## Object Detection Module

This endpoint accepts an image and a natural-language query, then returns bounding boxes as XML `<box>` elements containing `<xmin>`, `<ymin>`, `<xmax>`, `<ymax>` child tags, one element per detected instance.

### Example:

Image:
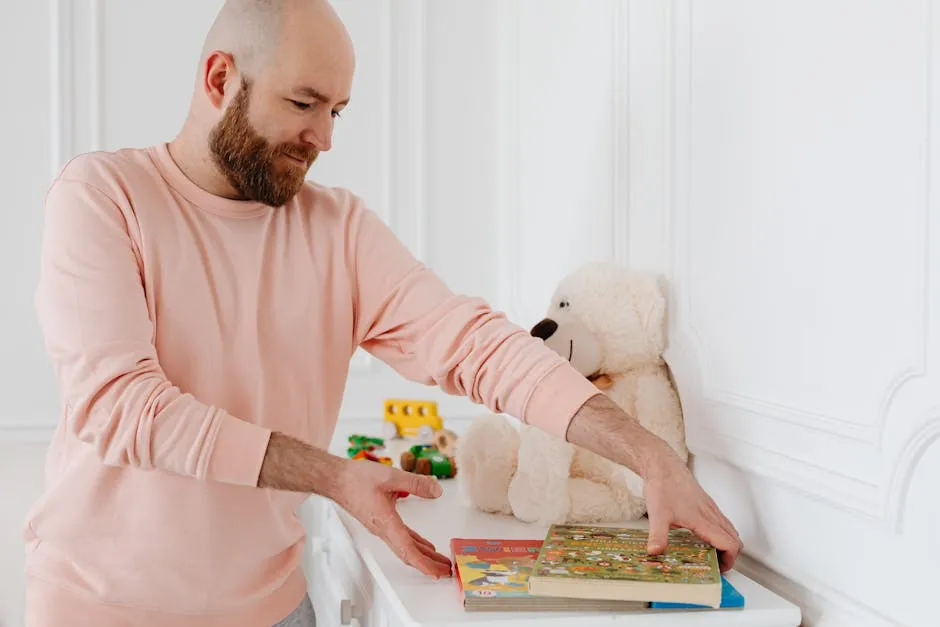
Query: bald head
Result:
<box><xmin>201</xmin><ymin>0</ymin><xmax>352</xmax><ymax>79</ymax></box>
<box><xmin>175</xmin><ymin>0</ymin><xmax>356</xmax><ymax>207</ymax></box>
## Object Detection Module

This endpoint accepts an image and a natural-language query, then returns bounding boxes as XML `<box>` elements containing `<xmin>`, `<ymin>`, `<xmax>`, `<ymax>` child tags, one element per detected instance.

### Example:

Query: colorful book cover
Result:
<box><xmin>450</xmin><ymin>538</ymin><xmax>542</xmax><ymax>600</ymax></box>
<box><xmin>528</xmin><ymin>524</ymin><xmax>722</xmax><ymax>607</ymax></box>
<box><xmin>449</xmin><ymin>537</ymin><xmax>648</xmax><ymax>612</ymax></box>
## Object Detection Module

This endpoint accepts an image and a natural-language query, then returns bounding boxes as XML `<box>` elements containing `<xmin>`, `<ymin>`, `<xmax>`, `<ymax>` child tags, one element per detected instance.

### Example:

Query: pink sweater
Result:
<box><xmin>24</xmin><ymin>143</ymin><xmax>599</xmax><ymax>626</ymax></box>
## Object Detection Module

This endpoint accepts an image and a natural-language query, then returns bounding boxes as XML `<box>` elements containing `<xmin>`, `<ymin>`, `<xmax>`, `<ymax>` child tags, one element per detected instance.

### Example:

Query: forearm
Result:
<box><xmin>565</xmin><ymin>393</ymin><xmax>676</xmax><ymax>478</ymax></box>
<box><xmin>257</xmin><ymin>431</ymin><xmax>345</xmax><ymax>498</ymax></box>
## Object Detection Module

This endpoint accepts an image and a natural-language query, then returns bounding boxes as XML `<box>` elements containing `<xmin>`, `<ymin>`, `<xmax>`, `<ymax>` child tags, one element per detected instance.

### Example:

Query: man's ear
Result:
<box><xmin>203</xmin><ymin>50</ymin><xmax>238</xmax><ymax>109</ymax></box>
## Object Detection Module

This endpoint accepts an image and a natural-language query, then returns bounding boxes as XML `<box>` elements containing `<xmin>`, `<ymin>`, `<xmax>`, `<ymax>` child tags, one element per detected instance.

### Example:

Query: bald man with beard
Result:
<box><xmin>24</xmin><ymin>1</ymin><xmax>742</xmax><ymax>625</ymax></box>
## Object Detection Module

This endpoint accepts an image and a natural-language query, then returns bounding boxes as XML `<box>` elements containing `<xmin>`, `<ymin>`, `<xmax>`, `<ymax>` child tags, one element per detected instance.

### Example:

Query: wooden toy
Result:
<box><xmin>399</xmin><ymin>444</ymin><xmax>457</xmax><ymax>479</ymax></box>
<box><xmin>432</xmin><ymin>428</ymin><xmax>458</xmax><ymax>457</ymax></box>
<box><xmin>382</xmin><ymin>398</ymin><xmax>443</xmax><ymax>442</ymax></box>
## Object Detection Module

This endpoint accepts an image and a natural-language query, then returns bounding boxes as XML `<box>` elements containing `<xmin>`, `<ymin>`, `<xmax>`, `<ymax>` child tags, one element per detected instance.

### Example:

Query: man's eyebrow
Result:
<box><xmin>295</xmin><ymin>86</ymin><xmax>349</xmax><ymax>106</ymax></box>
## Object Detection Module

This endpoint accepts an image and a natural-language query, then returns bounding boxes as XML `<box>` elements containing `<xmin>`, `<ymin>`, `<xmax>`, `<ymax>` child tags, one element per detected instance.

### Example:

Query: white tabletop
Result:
<box><xmin>328</xmin><ymin>433</ymin><xmax>802</xmax><ymax>627</ymax></box>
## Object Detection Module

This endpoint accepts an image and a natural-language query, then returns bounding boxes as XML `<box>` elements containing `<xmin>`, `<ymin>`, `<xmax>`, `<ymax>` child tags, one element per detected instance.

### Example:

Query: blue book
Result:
<box><xmin>652</xmin><ymin>575</ymin><xmax>745</xmax><ymax>609</ymax></box>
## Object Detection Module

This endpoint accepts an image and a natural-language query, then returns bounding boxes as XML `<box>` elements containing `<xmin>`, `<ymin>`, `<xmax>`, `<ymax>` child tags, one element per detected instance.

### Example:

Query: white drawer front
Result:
<box><xmin>307</xmin><ymin>503</ymin><xmax>381</xmax><ymax>626</ymax></box>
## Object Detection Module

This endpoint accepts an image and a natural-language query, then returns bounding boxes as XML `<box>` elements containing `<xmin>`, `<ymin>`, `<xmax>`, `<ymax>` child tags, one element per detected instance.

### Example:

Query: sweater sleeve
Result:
<box><xmin>348</xmin><ymin>203</ymin><xmax>599</xmax><ymax>439</ymax></box>
<box><xmin>35</xmin><ymin>177</ymin><xmax>272</xmax><ymax>486</ymax></box>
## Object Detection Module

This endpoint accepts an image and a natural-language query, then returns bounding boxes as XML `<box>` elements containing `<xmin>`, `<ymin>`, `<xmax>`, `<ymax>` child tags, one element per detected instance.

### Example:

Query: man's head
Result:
<box><xmin>191</xmin><ymin>0</ymin><xmax>354</xmax><ymax>206</ymax></box>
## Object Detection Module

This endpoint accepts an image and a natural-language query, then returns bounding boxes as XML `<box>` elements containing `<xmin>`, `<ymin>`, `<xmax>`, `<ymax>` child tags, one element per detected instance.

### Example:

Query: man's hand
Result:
<box><xmin>566</xmin><ymin>394</ymin><xmax>743</xmax><ymax>571</ymax></box>
<box><xmin>257</xmin><ymin>432</ymin><xmax>452</xmax><ymax>579</ymax></box>
<box><xmin>642</xmin><ymin>446</ymin><xmax>743</xmax><ymax>572</ymax></box>
<box><xmin>330</xmin><ymin>458</ymin><xmax>453</xmax><ymax>579</ymax></box>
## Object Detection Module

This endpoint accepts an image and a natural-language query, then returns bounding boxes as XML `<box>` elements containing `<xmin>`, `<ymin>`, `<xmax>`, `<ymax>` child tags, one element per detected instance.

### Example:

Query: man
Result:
<box><xmin>24</xmin><ymin>0</ymin><xmax>742</xmax><ymax>625</ymax></box>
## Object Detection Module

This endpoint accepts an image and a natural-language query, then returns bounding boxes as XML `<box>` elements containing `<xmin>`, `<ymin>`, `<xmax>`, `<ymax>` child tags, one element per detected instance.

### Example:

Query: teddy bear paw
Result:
<box><xmin>507</xmin><ymin>474</ymin><xmax>571</xmax><ymax>525</ymax></box>
<box><xmin>456</xmin><ymin>414</ymin><xmax>519</xmax><ymax>515</ymax></box>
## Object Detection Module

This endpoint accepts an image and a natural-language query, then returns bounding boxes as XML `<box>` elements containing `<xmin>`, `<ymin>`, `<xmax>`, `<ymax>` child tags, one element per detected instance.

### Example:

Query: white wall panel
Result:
<box><xmin>4</xmin><ymin>2</ymin><xmax>936</xmax><ymax>626</ymax></box>
<box><xmin>655</xmin><ymin>1</ymin><xmax>939</xmax><ymax>625</ymax></box>
<box><xmin>496</xmin><ymin>0</ymin><xmax>628</xmax><ymax>325</ymax></box>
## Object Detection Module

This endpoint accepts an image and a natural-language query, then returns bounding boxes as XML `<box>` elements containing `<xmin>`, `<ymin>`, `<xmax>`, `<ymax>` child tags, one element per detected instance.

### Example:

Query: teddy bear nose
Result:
<box><xmin>531</xmin><ymin>318</ymin><xmax>558</xmax><ymax>340</ymax></box>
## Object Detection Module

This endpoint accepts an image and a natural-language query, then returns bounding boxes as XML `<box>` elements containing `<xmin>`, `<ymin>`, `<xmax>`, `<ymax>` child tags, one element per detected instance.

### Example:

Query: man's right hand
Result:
<box><xmin>329</xmin><ymin>458</ymin><xmax>454</xmax><ymax>579</ymax></box>
<box><xmin>257</xmin><ymin>432</ymin><xmax>453</xmax><ymax>579</ymax></box>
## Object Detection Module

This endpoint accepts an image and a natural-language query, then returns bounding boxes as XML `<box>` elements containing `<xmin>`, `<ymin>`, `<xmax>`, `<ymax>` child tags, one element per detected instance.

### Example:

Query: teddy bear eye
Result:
<box><xmin>559</xmin><ymin>299</ymin><xmax>570</xmax><ymax>309</ymax></box>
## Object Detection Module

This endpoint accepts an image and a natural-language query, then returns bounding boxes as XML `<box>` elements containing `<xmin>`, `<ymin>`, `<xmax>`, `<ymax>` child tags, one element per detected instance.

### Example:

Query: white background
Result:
<box><xmin>1</xmin><ymin>1</ymin><xmax>937</xmax><ymax>626</ymax></box>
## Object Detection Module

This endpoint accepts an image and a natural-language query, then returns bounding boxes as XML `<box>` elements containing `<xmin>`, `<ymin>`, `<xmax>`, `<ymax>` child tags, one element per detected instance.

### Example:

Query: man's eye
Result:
<box><xmin>332</xmin><ymin>110</ymin><xmax>342</xmax><ymax>119</ymax></box>
<box><xmin>289</xmin><ymin>99</ymin><xmax>312</xmax><ymax>111</ymax></box>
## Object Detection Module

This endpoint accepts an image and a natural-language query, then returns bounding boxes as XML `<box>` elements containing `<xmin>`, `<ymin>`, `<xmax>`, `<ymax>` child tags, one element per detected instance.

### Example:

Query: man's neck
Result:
<box><xmin>167</xmin><ymin>131</ymin><xmax>241</xmax><ymax>200</ymax></box>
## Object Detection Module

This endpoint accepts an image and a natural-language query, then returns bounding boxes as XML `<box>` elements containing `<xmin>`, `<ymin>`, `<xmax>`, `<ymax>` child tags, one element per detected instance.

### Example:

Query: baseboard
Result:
<box><xmin>736</xmin><ymin>553</ymin><xmax>899</xmax><ymax>627</ymax></box>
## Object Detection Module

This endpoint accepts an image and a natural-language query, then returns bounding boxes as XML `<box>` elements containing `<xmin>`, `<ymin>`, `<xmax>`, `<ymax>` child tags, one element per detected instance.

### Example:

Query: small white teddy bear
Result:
<box><xmin>456</xmin><ymin>261</ymin><xmax>689</xmax><ymax>525</ymax></box>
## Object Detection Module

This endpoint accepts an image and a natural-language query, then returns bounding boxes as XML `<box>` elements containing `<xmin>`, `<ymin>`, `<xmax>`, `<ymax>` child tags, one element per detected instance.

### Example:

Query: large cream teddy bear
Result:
<box><xmin>456</xmin><ymin>261</ymin><xmax>688</xmax><ymax>525</ymax></box>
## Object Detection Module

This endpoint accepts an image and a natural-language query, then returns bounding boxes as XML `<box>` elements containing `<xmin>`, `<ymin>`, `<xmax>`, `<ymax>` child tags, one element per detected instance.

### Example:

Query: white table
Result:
<box><xmin>300</xmin><ymin>422</ymin><xmax>803</xmax><ymax>627</ymax></box>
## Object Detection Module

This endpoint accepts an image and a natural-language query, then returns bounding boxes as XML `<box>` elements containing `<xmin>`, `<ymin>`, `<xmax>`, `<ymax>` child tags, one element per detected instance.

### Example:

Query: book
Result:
<box><xmin>651</xmin><ymin>575</ymin><xmax>745</xmax><ymax>609</ymax></box>
<box><xmin>527</xmin><ymin>524</ymin><xmax>723</xmax><ymax>608</ymax></box>
<box><xmin>450</xmin><ymin>538</ymin><xmax>647</xmax><ymax>612</ymax></box>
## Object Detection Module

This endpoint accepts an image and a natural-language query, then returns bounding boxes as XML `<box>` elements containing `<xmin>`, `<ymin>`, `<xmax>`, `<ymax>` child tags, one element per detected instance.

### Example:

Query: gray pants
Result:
<box><xmin>273</xmin><ymin>594</ymin><xmax>316</xmax><ymax>626</ymax></box>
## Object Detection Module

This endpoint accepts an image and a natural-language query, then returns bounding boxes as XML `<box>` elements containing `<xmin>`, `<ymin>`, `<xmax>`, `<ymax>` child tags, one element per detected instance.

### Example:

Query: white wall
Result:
<box><xmin>1</xmin><ymin>1</ymin><xmax>937</xmax><ymax>627</ymax></box>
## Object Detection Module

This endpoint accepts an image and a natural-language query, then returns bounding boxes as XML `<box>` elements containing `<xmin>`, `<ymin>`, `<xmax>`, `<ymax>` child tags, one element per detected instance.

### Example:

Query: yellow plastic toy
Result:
<box><xmin>382</xmin><ymin>398</ymin><xmax>443</xmax><ymax>442</ymax></box>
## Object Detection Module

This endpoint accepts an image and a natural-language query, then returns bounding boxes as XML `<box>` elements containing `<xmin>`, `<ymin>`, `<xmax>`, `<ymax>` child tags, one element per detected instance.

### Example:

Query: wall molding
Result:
<box><xmin>388</xmin><ymin>0</ymin><xmax>427</xmax><ymax>264</ymax></box>
<box><xmin>887</xmin><ymin>414</ymin><xmax>940</xmax><ymax>533</ymax></box>
<box><xmin>665</xmin><ymin>0</ymin><xmax>938</xmax><ymax>531</ymax></box>
<box><xmin>49</xmin><ymin>0</ymin><xmax>72</xmax><ymax>175</ymax></box>
<box><xmin>495</xmin><ymin>0</ymin><xmax>522</xmax><ymax>322</ymax></box>
<box><xmin>611</xmin><ymin>0</ymin><xmax>631</xmax><ymax>268</ymax></box>
<box><xmin>89</xmin><ymin>0</ymin><xmax>104</xmax><ymax>151</ymax></box>
<box><xmin>350</xmin><ymin>0</ymin><xmax>427</xmax><ymax>376</ymax></box>
<box><xmin>50</xmin><ymin>0</ymin><xmax>105</xmax><ymax>171</ymax></box>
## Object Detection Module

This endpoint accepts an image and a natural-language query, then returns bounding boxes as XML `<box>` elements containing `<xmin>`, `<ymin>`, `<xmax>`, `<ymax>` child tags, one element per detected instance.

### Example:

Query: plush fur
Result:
<box><xmin>457</xmin><ymin>261</ymin><xmax>688</xmax><ymax>525</ymax></box>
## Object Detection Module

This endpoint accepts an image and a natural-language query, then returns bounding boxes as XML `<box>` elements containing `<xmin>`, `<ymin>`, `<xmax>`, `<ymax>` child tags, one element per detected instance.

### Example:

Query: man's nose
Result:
<box><xmin>530</xmin><ymin>318</ymin><xmax>558</xmax><ymax>340</ymax></box>
<box><xmin>300</xmin><ymin>120</ymin><xmax>333</xmax><ymax>152</ymax></box>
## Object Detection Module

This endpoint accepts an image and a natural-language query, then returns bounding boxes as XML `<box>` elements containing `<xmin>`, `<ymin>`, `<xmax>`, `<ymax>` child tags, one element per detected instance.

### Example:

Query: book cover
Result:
<box><xmin>449</xmin><ymin>537</ymin><xmax>647</xmax><ymax>612</ymax></box>
<box><xmin>451</xmin><ymin>538</ymin><xmax>540</xmax><ymax>600</ymax></box>
<box><xmin>651</xmin><ymin>575</ymin><xmax>745</xmax><ymax>609</ymax></box>
<box><xmin>528</xmin><ymin>524</ymin><xmax>723</xmax><ymax>608</ymax></box>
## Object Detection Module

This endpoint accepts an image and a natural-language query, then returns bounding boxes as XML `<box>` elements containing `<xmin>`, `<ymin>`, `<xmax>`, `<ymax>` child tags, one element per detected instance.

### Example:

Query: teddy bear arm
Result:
<box><xmin>634</xmin><ymin>372</ymin><xmax>689</xmax><ymax>462</ymax></box>
<box><xmin>568</xmin><ymin>477</ymin><xmax>647</xmax><ymax>523</ymax></box>
<box><xmin>456</xmin><ymin>414</ymin><xmax>520</xmax><ymax>515</ymax></box>
<box><xmin>507</xmin><ymin>426</ymin><xmax>574</xmax><ymax>524</ymax></box>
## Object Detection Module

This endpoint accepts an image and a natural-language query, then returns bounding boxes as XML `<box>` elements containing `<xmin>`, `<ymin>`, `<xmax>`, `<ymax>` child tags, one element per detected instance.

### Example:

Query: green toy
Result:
<box><xmin>347</xmin><ymin>434</ymin><xmax>386</xmax><ymax>458</ymax></box>
<box><xmin>399</xmin><ymin>444</ymin><xmax>457</xmax><ymax>479</ymax></box>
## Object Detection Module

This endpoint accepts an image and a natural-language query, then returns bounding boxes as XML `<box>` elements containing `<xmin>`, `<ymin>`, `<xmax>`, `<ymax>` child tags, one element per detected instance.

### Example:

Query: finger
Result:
<box><xmin>408</xmin><ymin>528</ymin><xmax>437</xmax><ymax>552</ymax></box>
<box><xmin>692</xmin><ymin>514</ymin><xmax>742</xmax><ymax>572</ymax></box>
<box><xmin>406</xmin><ymin>527</ymin><xmax>451</xmax><ymax>568</ymax></box>
<box><xmin>702</xmin><ymin>496</ymin><xmax>740</xmax><ymax>541</ymax></box>
<box><xmin>646</xmin><ymin>509</ymin><xmax>671</xmax><ymax>555</ymax></box>
<box><xmin>717</xmin><ymin>548</ymin><xmax>738</xmax><ymax>572</ymax></box>
<box><xmin>390</xmin><ymin>470</ymin><xmax>443</xmax><ymax>500</ymax></box>
<box><xmin>415</xmin><ymin>541</ymin><xmax>453</xmax><ymax>568</ymax></box>
<box><xmin>385</xmin><ymin>518</ymin><xmax>451</xmax><ymax>578</ymax></box>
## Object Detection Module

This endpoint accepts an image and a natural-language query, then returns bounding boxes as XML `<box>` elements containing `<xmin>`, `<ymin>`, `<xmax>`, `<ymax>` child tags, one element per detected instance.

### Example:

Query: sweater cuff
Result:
<box><xmin>206</xmin><ymin>412</ymin><xmax>273</xmax><ymax>486</ymax></box>
<box><xmin>522</xmin><ymin>362</ymin><xmax>602</xmax><ymax>440</ymax></box>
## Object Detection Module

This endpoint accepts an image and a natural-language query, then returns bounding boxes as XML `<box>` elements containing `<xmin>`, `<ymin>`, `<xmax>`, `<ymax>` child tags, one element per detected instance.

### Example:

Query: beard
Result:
<box><xmin>208</xmin><ymin>78</ymin><xmax>318</xmax><ymax>207</ymax></box>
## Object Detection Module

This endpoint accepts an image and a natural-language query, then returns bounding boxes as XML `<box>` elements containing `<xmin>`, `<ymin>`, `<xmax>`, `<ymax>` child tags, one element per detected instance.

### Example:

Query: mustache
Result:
<box><xmin>280</xmin><ymin>146</ymin><xmax>318</xmax><ymax>162</ymax></box>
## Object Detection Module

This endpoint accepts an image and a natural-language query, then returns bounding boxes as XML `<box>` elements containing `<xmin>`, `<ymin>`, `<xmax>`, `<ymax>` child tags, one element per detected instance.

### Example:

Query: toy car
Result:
<box><xmin>382</xmin><ymin>399</ymin><xmax>443</xmax><ymax>442</ymax></box>
<box><xmin>399</xmin><ymin>444</ymin><xmax>457</xmax><ymax>479</ymax></box>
